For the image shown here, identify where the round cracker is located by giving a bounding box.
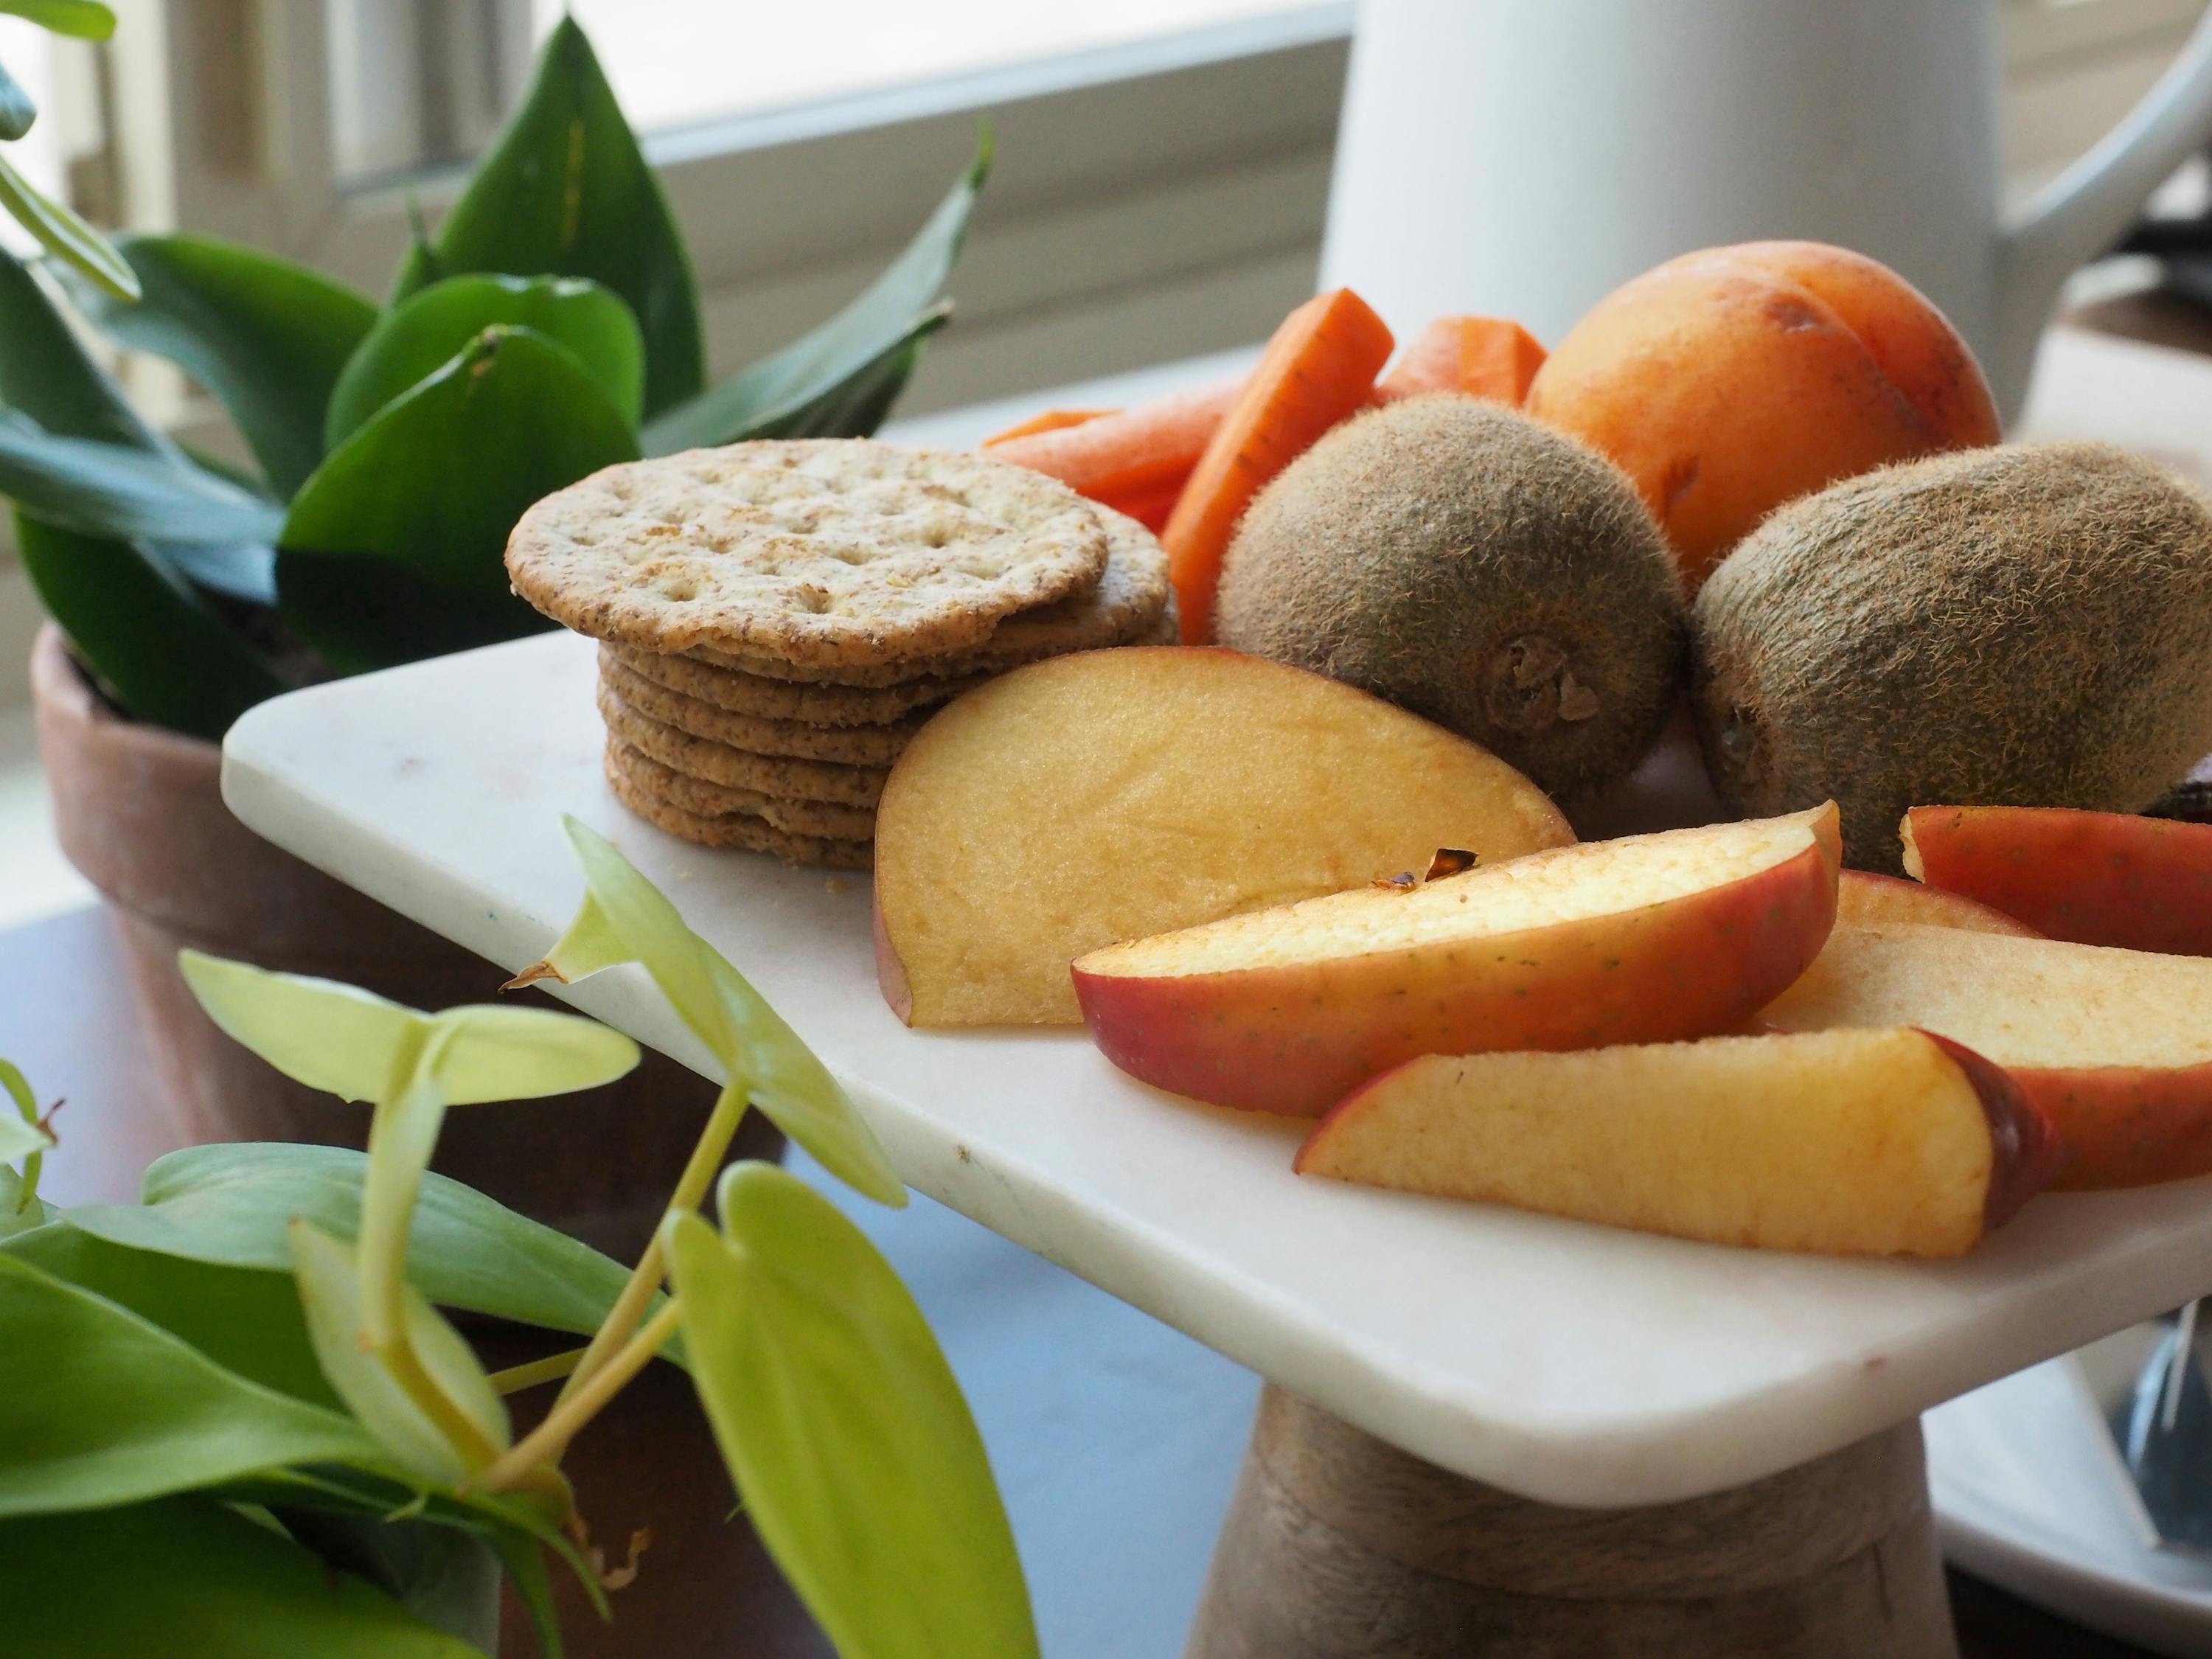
[605,738,878,841]
[604,641,981,726]
[507,439,1110,667]
[606,754,872,869]
[684,507,1171,684]
[597,681,888,807]
[599,655,923,766]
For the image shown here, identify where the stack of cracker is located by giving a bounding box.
[505,439,1175,868]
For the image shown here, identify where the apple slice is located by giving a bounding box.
[1073,805,1840,1116]
[1762,922,2212,1187]
[1295,1029,2062,1256]
[1902,805,2212,956]
[872,647,1573,1026]
[1837,869,2040,937]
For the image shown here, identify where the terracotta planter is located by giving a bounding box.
[30,625,776,1257]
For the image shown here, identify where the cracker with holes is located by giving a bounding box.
[504,439,1110,669]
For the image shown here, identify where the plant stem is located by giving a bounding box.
[553,1082,748,1408]
[489,1346,588,1395]
[478,1299,683,1493]
[380,1331,507,1472]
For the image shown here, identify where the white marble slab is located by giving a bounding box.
[220,629,2212,1507]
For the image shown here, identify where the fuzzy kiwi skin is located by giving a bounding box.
[1693,442,2212,872]
[1214,396,1687,804]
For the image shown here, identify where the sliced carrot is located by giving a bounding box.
[1095,481,1183,535]
[984,380,1239,503]
[1164,289,1394,642]
[1377,316,1546,406]
[983,408,1113,445]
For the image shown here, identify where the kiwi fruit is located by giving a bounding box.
[1214,396,1686,804]
[1693,442,2212,871]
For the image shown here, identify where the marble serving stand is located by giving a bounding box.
[218,328,2212,1657]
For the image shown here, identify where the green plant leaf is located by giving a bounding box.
[0,55,38,140]
[15,513,287,739]
[641,134,987,455]
[0,411,285,543]
[1,1219,334,1404]
[0,241,162,446]
[0,1055,49,1180]
[64,1142,653,1345]
[1,1498,489,1658]
[0,147,134,299]
[289,1220,508,1484]
[273,1506,508,1655]
[329,274,644,449]
[61,234,380,496]
[404,17,702,417]
[0,1166,55,1239]
[0,1115,46,1170]
[670,1164,1038,1659]
[546,817,904,1205]
[0,0,116,39]
[278,324,639,671]
[0,1251,394,1515]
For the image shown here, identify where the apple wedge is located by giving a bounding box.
[872,647,1573,1026]
[1762,922,2212,1187]
[1902,805,2212,956]
[1295,1029,2062,1257]
[1836,869,2039,937]
[1073,805,1840,1116]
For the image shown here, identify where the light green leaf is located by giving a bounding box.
[0,146,134,299]
[403,17,701,417]
[65,1141,653,1344]
[552,817,904,1204]
[0,1114,47,1168]
[427,1002,642,1106]
[0,411,285,543]
[328,274,644,448]
[0,1251,394,1516]
[14,513,287,739]
[61,234,380,496]
[289,1220,507,1484]
[671,1164,1038,1659]
[1,1498,489,1658]
[0,1166,55,1239]
[0,55,37,140]
[278,324,639,672]
[0,1055,49,1182]
[641,133,987,455]
[1,1218,334,1404]
[0,0,116,40]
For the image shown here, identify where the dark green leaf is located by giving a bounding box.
[0,148,134,299]
[670,1164,1038,1659]
[0,1251,393,1515]
[641,134,988,455]
[329,274,644,448]
[15,513,286,739]
[0,0,116,40]
[0,412,285,543]
[63,1142,655,1346]
[0,55,38,140]
[406,17,702,417]
[274,1508,507,1654]
[0,243,166,449]
[63,234,380,496]
[0,1499,488,1658]
[278,324,637,669]
[274,553,554,675]
[1,1219,335,1405]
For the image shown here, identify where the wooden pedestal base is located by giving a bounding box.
[1184,1385,1956,1658]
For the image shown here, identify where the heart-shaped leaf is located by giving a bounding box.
[0,147,133,299]
[0,1,116,39]
[1,1499,489,1658]
[0,1251,394,1515]
[279,324,639,671]
[2,1218,334,1404]
[540,818,903,1205]
[329,274,644,448]
[642,135,988,455]
[400,17,702,418]
[670,1164,1038,1659]
[64,1142,651,1344]
[61,235,380,496]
